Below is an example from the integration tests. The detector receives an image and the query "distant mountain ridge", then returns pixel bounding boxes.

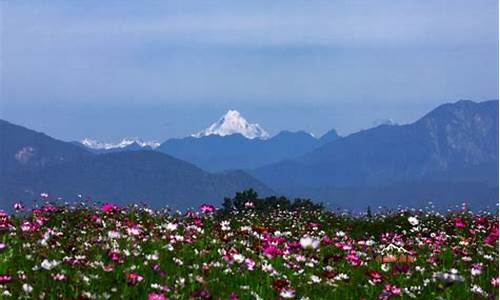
[158,129,339,171]
[81,138,160,150]
[252,100,499,210]
[0,119,272,209]
[73,138,159,154]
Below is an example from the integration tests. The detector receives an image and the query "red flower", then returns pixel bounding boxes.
[108,250,121,262]
[126,272,143,285]
[366,270,383,283]
[453,217,465,229]
[484,225,499,245]
[272,279,289,290]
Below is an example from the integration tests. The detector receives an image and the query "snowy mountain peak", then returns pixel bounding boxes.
[81,138,160,150]
[193,110,270,139]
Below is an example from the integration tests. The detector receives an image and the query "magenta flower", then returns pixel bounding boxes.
[101,203,117,213]
[148,293,168,300]
[453,217,465,229]
[0,274,12,284]
[263,245,283,257]
[346,250,361,266]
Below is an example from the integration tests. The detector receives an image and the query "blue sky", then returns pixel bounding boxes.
[1,1,498,142]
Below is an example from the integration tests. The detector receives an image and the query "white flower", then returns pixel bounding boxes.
[365,239,375,246]
[240,226,252,232]
[408,216,419,226]
[165,222,178,231]
[280,288,295,299]
[22,284,33,293]
[381,264,390,272]
[262,263,275,273]
[126,227,141,236]
[41,259,59,270]
[310,275,321,283]
[300,236,320,250]
[220,221,231,231]
[433,270,464,283]
[107,230,121,239]
[471,284,486,296]
[232,253,245,264]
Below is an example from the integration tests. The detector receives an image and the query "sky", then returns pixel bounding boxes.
[1,0,498,142]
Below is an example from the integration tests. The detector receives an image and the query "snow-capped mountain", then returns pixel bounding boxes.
[193,110,270,139]
[81,138,160,150]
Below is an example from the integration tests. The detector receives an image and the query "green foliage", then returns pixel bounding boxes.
[220,189,324,214]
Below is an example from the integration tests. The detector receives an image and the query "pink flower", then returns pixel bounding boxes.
[366,270,383,283]
[13,202,24,211]
[244,258,256,270]
[346,250,361,266]
[51,273,66,281]
[491,277,499,286]
[200,204,215,214]
[20,221,33,232]
[101,203,117,213]
[244,201,255,208]
[193,218,203,227]
[384,284,401,295]
[148,293,168,300]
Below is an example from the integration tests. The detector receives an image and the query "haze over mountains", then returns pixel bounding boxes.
[0,100,498,210]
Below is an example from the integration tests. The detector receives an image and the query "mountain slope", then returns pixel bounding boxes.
[252,100,498,209]
[0,121,272,209]
[1,151,272,209]
[0,119,92,177]
[158,130,320,171]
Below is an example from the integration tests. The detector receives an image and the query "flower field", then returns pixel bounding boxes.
[0,200,498,299]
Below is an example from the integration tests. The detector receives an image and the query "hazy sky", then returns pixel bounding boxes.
[1,1,498,142]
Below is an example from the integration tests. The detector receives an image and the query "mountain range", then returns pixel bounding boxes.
[252,100,498,210]
[0,99,498,210]
[0,120,272,209]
